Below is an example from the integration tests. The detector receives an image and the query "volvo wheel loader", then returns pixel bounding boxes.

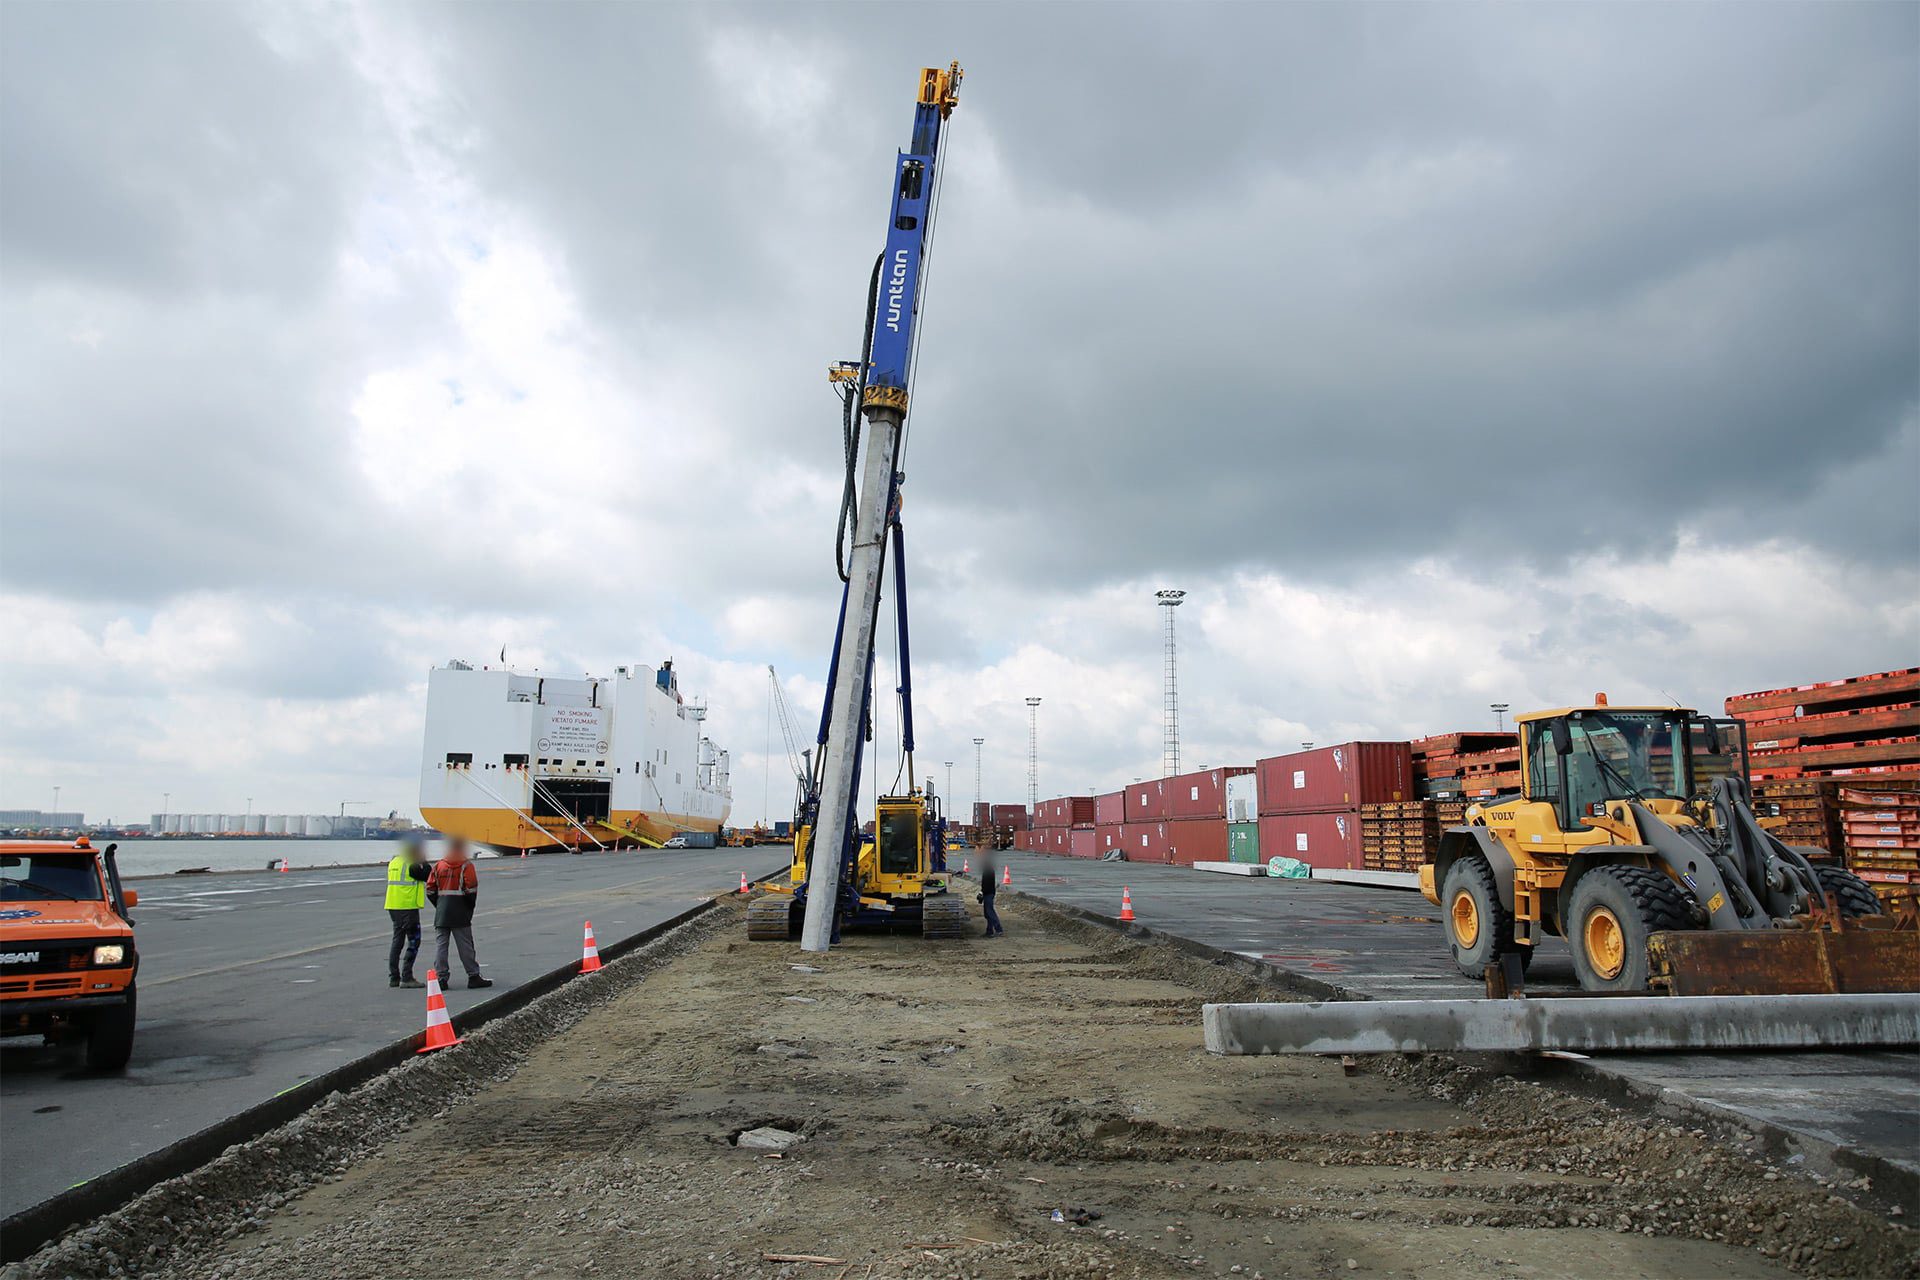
[747,792,969,941]
[1421,699,1916,995]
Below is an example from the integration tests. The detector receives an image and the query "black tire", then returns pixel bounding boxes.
[1440,857,1527,979]
[1565,866,1693,992]
[85,983,136,1072]
[1812,865,1884,919]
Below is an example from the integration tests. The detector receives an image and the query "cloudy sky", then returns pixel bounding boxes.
[2,2,1915,827]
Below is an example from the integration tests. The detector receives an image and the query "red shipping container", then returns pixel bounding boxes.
[1095,790,1126,826]
[1258,811,1363,871]
[1120,821,1171,863]
[1167,767,1253,820]
[1164,817,1230,865]
[1096,824,1123,853]
[990,804,1029,829]
[1257,743,1412,814]
[1069,828,1096,858]
[972,803,991,827]
[1035,796,1095,828]
[1125,779,1169,821]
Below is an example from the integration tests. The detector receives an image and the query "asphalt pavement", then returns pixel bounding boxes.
[989,850,1920,1196]
[0,845,789,1220]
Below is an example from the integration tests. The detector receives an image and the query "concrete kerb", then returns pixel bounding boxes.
[989,879,1920,1216]
[0,870,784,1265]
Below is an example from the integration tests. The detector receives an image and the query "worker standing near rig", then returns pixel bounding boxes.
[383,837,430,989]
[426,839,491,989]
[977,849,1004,938]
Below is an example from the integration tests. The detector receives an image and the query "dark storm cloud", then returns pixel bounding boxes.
[414,2,1917,590]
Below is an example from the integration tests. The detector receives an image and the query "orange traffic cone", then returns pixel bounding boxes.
[1001,864,1011,887]
[416,969,462,1054]
[580,921,602,973]
[962,858,970,874]
[279,857,290,874]
[739,871,750,895]
[1119,886,1135,922]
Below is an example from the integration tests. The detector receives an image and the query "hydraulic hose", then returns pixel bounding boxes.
[836,253,885,583]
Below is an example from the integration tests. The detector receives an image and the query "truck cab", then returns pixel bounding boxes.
[1,837,140,1070]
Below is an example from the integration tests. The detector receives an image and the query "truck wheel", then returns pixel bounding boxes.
[85,982,137,1072]
[1566,867,1691,992]
[1812,866,1884,918]
[1440,857,1525,979]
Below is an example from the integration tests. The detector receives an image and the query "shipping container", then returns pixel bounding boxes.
[1166,767,1253,821]
[1124,779,1169,821]
[989,803,1029,829]
[1164,817,1230,865]
[1096,824,1122,853]
[1095,790,1126,826]
[670,830,719,848]
[1034,796,1096,828]
[1257,811,1364,872]
[1256,742,1412,814]
[1120,820,1170,863]
[1228,821,1260,863]
[1069,827,1097,859]
[1225,773,1258,823]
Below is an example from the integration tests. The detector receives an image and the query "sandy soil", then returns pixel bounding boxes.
[15,892,1915,1280]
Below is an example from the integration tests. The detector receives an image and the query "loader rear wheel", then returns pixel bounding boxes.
[919,895,970,940]
[746,896,797,941]
[1440,857,1527,979]
[1566,866,1692,992]
[1812,865,1884,919]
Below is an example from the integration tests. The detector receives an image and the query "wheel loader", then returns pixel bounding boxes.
[1420,699,1916,994]
[747,791,969,942]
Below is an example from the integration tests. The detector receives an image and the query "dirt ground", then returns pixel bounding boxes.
[16,893,1916,1280]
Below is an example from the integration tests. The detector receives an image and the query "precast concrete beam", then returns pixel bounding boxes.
[1202,993,1920,1056]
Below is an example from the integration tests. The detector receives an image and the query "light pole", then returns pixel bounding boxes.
[972,738,984,818]
[943,760,953,806]
[52,785,61,819]
[162,792,170,835]
[1156,589,1186,778]
[1491,703,1510,733]
[1025,698,1042,811]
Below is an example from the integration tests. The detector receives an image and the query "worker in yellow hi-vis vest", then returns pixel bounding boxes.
[384,837,431,989]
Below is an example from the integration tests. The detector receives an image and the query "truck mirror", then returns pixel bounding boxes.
[1699,720,1723,754]
[1550,718,1573,756]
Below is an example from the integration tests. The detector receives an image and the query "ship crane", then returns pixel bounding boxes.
[797,63,963,952]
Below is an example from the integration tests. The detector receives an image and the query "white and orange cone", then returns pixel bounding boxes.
[1119,886,1135,922]
[279,857,290,874]
[416,969,462,1054]
[962,858,970,874]
[1001,864,1011,887]
[739,871,750,895]
[580,921,602,974]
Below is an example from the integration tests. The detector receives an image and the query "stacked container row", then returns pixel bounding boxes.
[1255,742,1413,872]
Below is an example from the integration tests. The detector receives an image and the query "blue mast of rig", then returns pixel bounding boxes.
[800,63,962,952]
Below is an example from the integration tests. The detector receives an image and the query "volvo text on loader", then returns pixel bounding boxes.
[1421,699,1916,995]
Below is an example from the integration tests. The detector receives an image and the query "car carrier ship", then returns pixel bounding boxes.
[419,659,731,853]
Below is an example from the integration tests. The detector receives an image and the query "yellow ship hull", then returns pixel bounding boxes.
[420,807,723,853]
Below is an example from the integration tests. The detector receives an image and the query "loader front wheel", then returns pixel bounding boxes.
[1812,865,1884,919]
[1566,866,1692,992]
[1440,856,1524,979]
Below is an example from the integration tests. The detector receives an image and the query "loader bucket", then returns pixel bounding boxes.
[1648,924,1920,997]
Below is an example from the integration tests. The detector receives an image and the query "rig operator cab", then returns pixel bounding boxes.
[1,837,141,1069]
[1422,700,1910,994]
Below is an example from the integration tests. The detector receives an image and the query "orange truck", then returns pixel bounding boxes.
[1,836,140,1069]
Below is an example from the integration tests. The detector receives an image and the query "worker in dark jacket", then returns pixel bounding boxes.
[426,839,492,988]
[978,851,1004,938]
[383,837,431,988]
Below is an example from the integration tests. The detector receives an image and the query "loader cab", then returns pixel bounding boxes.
[874,796,926,879]
[1521,706,1746,833]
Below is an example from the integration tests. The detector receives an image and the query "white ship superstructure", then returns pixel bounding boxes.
[419,659,731,852]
